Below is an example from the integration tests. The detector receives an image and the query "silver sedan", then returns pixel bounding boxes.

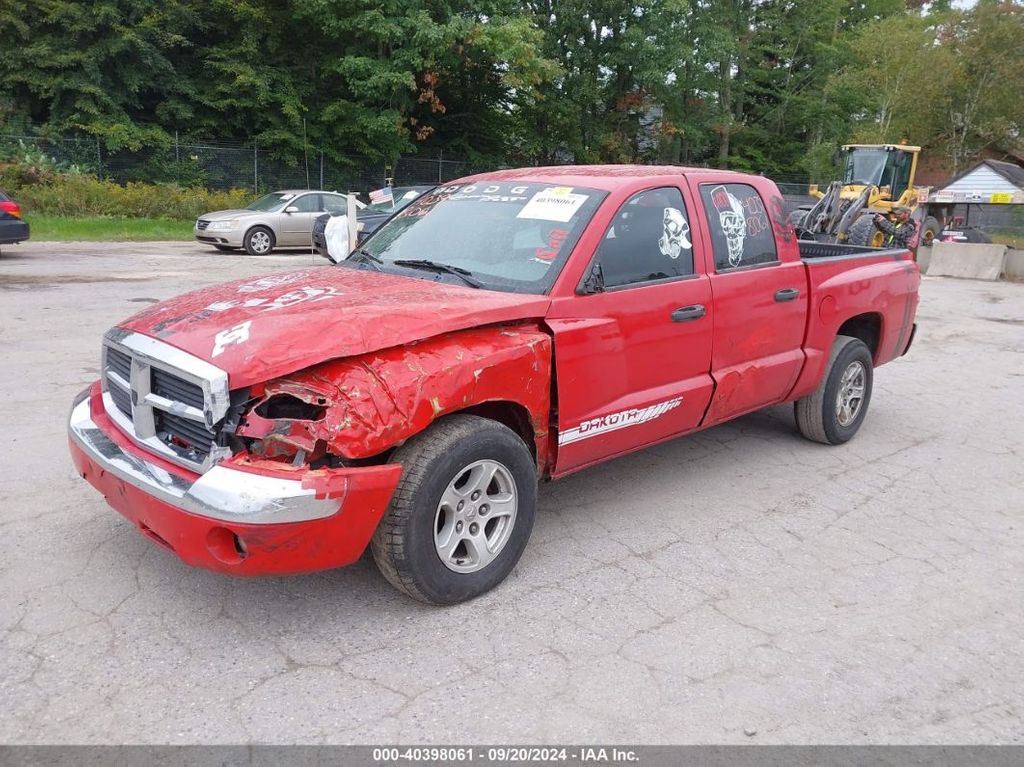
[194,190,365,255]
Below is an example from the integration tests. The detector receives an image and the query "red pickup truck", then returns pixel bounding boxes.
[68,166,920,604]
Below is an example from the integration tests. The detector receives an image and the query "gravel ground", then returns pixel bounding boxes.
[1,240,1022,744]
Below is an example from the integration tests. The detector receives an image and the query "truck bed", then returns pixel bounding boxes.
[798,241,907,261]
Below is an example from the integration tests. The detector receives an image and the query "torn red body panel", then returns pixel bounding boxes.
[238,324,554,470]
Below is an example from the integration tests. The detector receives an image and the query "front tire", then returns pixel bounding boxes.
[243,226,274,256]
[795,335,874,445]
[371,415,537,605]
[846,214,883,247]
[919,216,940,247]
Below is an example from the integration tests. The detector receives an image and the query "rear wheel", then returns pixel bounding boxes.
[371,415,537,605]
[795,335,874,445]
[846,214,884,247]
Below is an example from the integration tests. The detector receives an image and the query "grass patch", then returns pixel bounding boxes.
[990,233,1023,250]
[27,215,193,241]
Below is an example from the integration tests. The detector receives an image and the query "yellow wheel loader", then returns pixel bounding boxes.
[791,143,941,249]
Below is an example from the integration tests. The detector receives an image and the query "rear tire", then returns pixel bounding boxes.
[243,226,274,256]
[846,214,882,247]
[795,335,874,445]
[371,415,537,605]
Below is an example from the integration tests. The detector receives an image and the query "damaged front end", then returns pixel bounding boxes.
[70,322,552,575]
[234,323,553,472]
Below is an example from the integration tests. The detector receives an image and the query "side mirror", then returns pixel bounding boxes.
[284,206,299,214]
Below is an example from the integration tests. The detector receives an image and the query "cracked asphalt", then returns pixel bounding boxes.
[1,241,1022,744]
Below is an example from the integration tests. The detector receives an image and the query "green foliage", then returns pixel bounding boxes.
[0,0,1020,180]
[832,1,1024,175]
[0,163,250,219]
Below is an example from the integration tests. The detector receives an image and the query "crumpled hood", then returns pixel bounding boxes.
[118,267,551,387]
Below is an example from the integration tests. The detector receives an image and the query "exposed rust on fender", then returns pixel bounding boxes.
[238,323,553,468]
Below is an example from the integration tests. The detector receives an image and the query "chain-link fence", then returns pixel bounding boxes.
[0,133,473,194]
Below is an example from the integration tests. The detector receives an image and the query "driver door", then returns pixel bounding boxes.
[278,193,322,246]
[547,185,715,476]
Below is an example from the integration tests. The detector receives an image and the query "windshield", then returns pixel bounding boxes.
[349,182,607,294]
[246,192,297,212]
[842,149,889,186]
[364,188,430,215]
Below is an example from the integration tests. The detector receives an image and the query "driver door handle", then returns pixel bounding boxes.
[671,304,706,322]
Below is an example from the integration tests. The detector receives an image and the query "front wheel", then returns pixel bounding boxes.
[243,226,274,256]
[371,415,537,605]
[919,216,940,247]
[795,335,874,445]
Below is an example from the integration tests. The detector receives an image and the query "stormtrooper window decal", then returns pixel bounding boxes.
[699,183,778,271]
[592,187,694,289]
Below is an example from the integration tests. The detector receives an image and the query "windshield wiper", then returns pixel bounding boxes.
[392,259,482,288]
[346,248,384,270]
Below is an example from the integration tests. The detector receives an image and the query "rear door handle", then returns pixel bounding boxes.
[774,288,800,302]
[671,304,706,322]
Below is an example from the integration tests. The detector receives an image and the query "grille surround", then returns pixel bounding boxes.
[196,219,210,231]
[101,329,231,472]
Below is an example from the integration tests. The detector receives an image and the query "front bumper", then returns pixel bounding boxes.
[194,224,244,247]
[68,384,402,575]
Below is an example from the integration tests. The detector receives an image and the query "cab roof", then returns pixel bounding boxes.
[842,144,922,153]
[454,164,752,192]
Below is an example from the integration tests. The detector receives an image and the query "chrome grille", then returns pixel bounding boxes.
[152,367,205,409]
[108,383,132,418]
[196,219,210,231]
[107,347,132,382]
[101,330,231,472]
[156,412,214,459]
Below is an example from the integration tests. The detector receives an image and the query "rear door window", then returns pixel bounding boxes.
[699,183,778,271]
[323,194,347,214]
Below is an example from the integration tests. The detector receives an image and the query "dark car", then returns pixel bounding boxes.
[0,191,30,252]
[939,225,992,244]
[311,185,434,258]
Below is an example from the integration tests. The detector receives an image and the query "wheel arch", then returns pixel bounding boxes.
[836,312,883,363]
[455,400,537,460]
[244,223,275,246]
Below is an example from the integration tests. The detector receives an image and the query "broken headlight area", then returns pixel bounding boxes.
[234,380,387,468]
[237,385,325,459]
[254,393,327,421]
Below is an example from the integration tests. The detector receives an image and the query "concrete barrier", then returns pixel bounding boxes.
[1006,249,1024,281]
[916,245,932,273]
[925,242,1007,281]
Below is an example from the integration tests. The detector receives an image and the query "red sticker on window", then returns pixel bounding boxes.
[534,228,569,261]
